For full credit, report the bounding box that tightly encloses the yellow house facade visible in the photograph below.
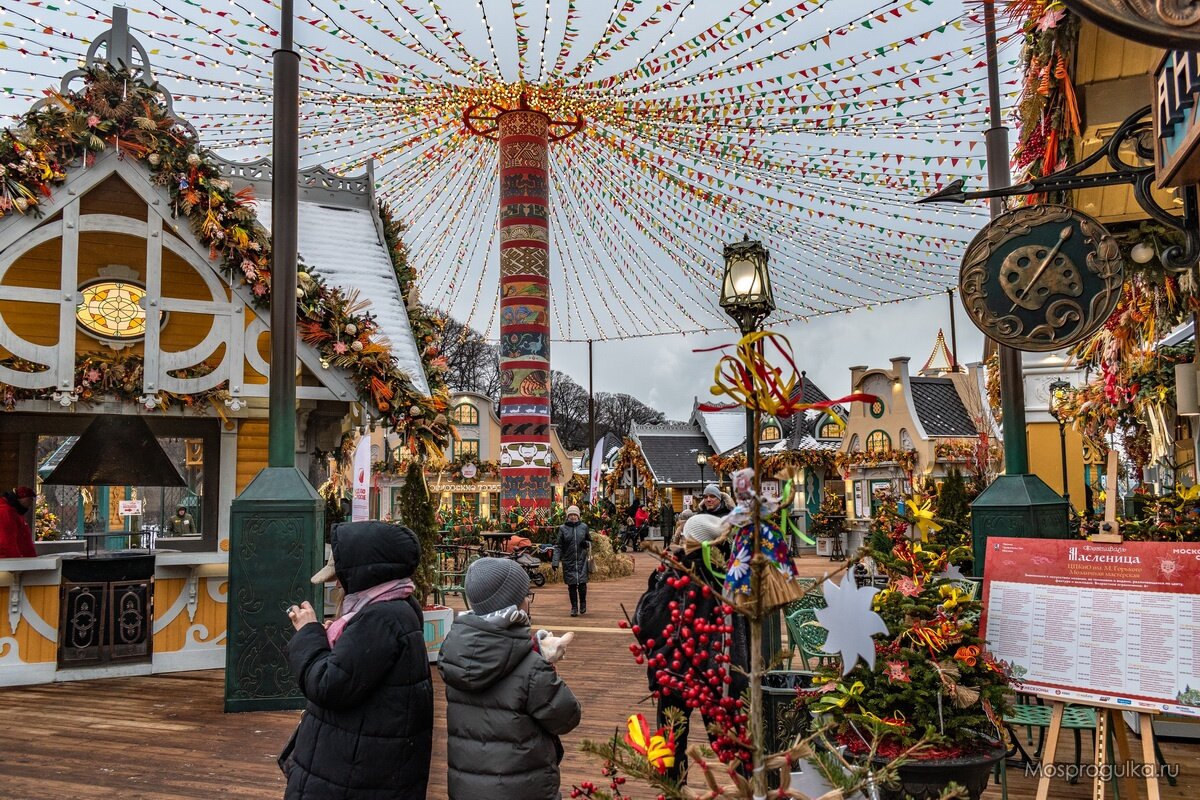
[0,17,428,686]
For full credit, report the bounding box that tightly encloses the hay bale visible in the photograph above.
[535,531,634,584]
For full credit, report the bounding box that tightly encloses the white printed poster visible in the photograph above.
[351,435,372,522]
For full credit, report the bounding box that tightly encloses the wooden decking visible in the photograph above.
[0,552,1195,799]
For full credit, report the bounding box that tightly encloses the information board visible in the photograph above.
[118,499,143,517]
[981,537,1200,716]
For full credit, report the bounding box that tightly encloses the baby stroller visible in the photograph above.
[618,521,649,552]
[508,544,547,587]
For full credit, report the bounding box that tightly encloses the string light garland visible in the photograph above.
[0,0,1021,342]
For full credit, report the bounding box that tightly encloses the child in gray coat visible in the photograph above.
[438,558,582,800]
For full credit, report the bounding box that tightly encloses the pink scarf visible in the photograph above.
[326,578,415,646]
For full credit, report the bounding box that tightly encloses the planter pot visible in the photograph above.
[871,743,1005,800]
[815,536,835,557]
[422,604,454,663]
[762,670,815,754]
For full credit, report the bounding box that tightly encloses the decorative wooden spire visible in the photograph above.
[921,328,962,376]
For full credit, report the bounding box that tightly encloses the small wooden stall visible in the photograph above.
[0,15,434,686]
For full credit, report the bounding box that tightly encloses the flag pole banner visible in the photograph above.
[589,437,605,504]
[352,436,372,522]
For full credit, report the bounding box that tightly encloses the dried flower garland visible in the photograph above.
[0,65,450,457]
[836,449,920,473]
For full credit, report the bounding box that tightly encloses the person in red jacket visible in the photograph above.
[0,486,37,558]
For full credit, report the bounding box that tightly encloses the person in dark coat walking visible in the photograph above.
[281,521,434,800]
[552,505,592,616]
[439,558,581,800]
[0,486,37,559]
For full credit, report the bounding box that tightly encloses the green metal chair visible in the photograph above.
[1002,696,1097,784]
[433,545,476,607]
[782,579,823,669]
[785,607,841,672]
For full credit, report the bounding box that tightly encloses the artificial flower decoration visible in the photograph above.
[623,713,675,774]
[939,584,968,611]
[905,498,944,541]
[954,645,981,668]
[1177,484,1200,503]
[885,660,911,684]
[815,571,889,676]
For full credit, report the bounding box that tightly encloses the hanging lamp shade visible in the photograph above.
[42,415,185,487]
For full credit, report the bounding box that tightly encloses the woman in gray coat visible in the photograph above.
[551,505,592,616]
[439,558,581,800]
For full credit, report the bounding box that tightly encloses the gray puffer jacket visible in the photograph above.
[438,610,582,800]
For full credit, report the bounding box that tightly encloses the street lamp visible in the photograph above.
[719,235,778,774]
[1048,378,1072,509]
[696,452,707,490]
[719,236,775,472]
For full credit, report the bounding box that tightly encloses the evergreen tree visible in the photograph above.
[398,461,438,606]
[934,466,972,549]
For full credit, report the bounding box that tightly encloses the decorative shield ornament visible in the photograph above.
[958,205,1124,352]
[1062,0,1200,51]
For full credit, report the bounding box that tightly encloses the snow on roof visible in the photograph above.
[697,409,746,454]
[256,199,430,397]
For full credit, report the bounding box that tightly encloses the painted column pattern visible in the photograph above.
[497,110,552,513]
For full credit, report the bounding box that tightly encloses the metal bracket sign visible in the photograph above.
[1155,49,1200,188]
[920,105,1200,272]
[1063,0,1200,51]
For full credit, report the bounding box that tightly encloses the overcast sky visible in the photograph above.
[557,291,985,420]
[0,1,1011,419]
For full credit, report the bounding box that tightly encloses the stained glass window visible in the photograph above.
[76,280,151,340]
[450,402,479,426]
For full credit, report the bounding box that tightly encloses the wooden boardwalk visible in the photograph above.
[0,551,1194,798]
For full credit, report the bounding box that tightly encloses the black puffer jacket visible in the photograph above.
[282,522,434,800]
[438,611,581,799]
[633,546,748,698]
[552,520,592,585]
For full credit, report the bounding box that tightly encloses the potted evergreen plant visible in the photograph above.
[801,502,1013,800]
[809,489,846,557]
[398,461,454,662]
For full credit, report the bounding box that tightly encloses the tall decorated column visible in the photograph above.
[497,108,552,514]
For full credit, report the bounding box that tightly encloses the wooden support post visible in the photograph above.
[1033,700,1065,800]
[1036,697,1161,800]
[1093,450,1122,543]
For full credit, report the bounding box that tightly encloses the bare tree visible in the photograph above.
[429,309,500,399]
[597,391,666,441]
[550,370,591,450]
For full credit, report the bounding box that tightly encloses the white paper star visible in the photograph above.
[815,571,890,676]
[935,563,968,584]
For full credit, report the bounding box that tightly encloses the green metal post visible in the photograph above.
[968,0,1068,575]
[225,0,325,712]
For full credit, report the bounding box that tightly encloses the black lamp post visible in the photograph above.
[697,452,707,490]
[719,236,775,472]
[718,236,776,792]
[1049,378,1072,509]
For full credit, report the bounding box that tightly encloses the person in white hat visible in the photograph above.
[552,505,592,616]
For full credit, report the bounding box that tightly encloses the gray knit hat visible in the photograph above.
[465,558,530,615]
[703,483,722,498]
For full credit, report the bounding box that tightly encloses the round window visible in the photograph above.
[870,398,885,418]
[76,279,157,341]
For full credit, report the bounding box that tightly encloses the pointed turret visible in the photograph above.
[920,329,963,376]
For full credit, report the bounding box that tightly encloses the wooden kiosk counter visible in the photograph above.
[0,12,434,687]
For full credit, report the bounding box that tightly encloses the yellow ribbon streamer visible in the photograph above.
[905,498,943,541]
